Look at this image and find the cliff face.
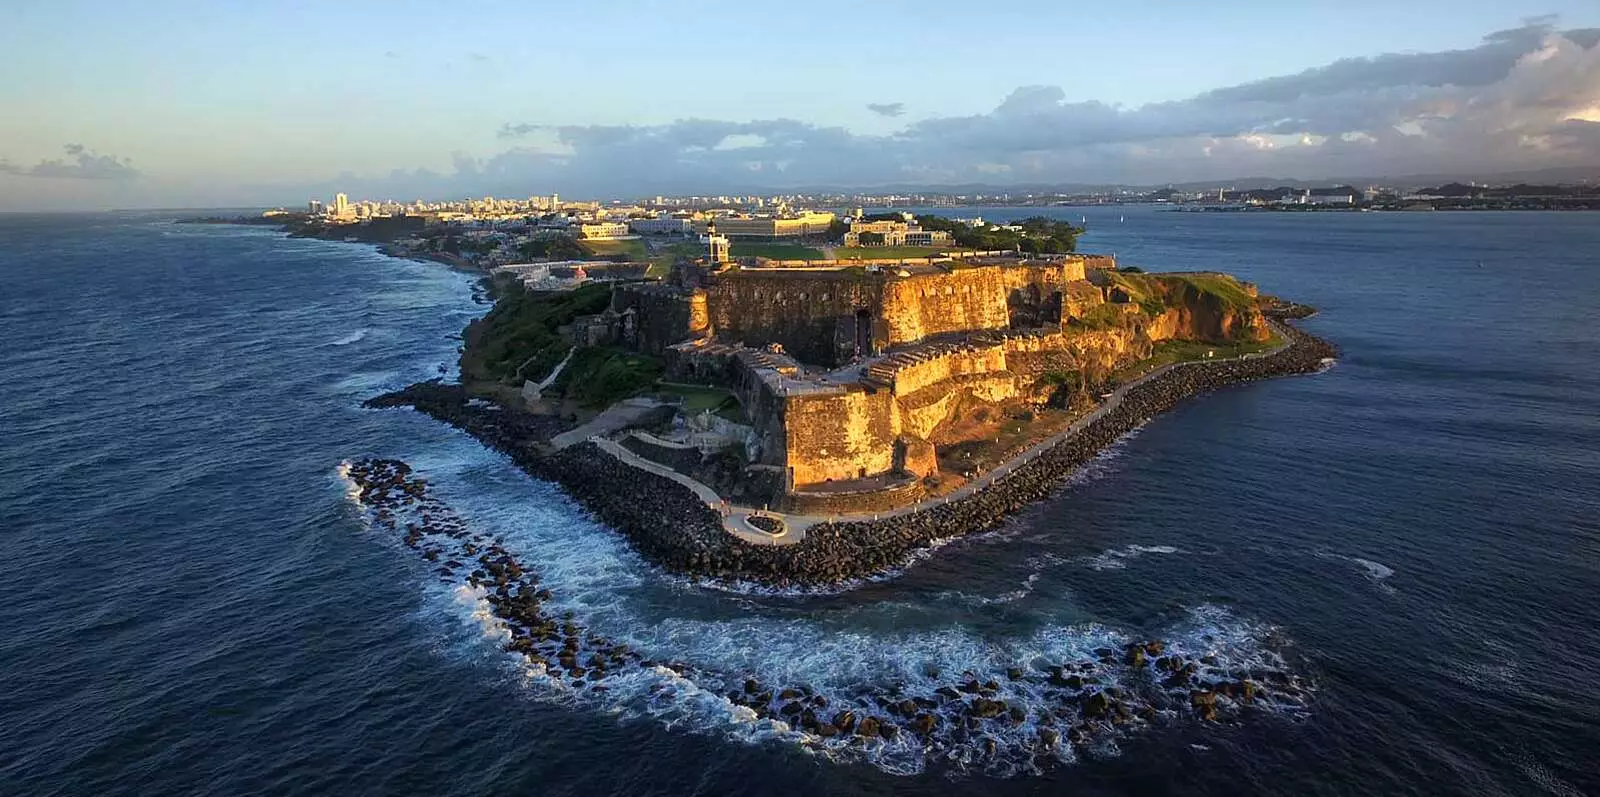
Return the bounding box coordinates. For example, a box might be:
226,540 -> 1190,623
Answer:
1144,277 -> 1269,343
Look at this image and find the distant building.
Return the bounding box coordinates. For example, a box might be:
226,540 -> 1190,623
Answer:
843,218 -> 953,247
690,210 -> 835,239
308,200 -> 325,215
628,214 -> 692,235
576,221 -> 631,240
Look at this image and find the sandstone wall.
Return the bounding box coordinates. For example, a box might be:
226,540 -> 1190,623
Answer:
887,344 -> 1010,396
783,388 -> 897,485
880,271 -> 1011,344
705,272 -> 886,365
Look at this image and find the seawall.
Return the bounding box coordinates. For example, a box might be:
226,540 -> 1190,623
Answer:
369,323 -> 1337,589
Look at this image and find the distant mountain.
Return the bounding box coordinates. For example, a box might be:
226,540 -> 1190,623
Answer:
768,166 -> 1600,196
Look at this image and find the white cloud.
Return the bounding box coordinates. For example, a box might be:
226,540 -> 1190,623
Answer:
332,20 -> 1600,196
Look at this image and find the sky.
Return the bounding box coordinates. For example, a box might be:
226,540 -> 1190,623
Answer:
2,1 -> 1600,210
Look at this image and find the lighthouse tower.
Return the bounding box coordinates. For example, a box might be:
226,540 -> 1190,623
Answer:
706,219 -> 731,266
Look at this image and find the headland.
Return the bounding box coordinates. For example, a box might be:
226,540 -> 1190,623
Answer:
362,227 -> 1337,588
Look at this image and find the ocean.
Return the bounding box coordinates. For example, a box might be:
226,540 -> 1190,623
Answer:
1,208 -> 1597,796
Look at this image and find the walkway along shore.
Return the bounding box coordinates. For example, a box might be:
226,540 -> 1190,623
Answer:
366,321 -> 1338,589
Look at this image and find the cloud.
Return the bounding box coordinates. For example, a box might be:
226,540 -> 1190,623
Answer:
352,20 -> 1600,196
0,144 -> 140,180
866,102 -> 905,117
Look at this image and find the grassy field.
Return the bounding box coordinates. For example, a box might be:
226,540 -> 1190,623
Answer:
580,238 -> 648,259
833,245 -> 947,260
1109,332 -> 1283,383
552,347 -> 663,408
656,384 -> 746,422
730,242 -> 827,260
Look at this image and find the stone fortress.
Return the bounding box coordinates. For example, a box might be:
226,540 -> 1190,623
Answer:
576,222 -> 1270,513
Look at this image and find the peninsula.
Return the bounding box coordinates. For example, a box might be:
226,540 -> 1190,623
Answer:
366,219 -> 1337,588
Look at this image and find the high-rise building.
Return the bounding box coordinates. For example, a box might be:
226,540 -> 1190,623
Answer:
308,200 -> 324,215
334,193 -> 350,214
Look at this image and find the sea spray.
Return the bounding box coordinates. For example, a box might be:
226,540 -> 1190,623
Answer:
339,457 -> 1316,777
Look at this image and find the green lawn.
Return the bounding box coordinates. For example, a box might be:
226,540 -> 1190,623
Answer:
580,238 -> 648,259
552,347 -> 663,408
657,384 -> 748,423
1110,332 -> 1283,383
833,245 -> 947,260
730,242 -> 826,260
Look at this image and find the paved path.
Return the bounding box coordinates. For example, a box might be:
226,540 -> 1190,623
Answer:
550,398 -> 665,450
592,438 -> 795,545
590,326 -> 1296,545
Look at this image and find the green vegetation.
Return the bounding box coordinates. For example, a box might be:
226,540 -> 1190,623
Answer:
516,236 -> 587,261
580,238 -> 647,260
1071,303 -> 1129,331
1039,369 -> 1087,408
856,231 -> 885,246
1109,332 -> 1283,383
521,342 -> 573,383
1105,270 -> 1257,312
834,245 -> 947,260
1137,297 -> 1167,317
1173,273 -> 1256,309
660,240 -> 706,259
656,384 -> 747,423
552,347 -> 663,408
915,214 -> 1081,253
461,282 -> 611,384
730,242 -> 827,260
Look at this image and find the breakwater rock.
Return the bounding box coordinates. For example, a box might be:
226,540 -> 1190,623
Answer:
369,325 -> 1335,589
340,457 -> 1313,774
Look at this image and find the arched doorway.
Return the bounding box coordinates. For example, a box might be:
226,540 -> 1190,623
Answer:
853,308 -> 873,357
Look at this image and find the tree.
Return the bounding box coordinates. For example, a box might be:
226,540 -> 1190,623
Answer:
858,231 -> 885,246
825,217 -> 849,242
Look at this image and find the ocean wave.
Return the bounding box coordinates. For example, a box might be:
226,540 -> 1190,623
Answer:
1083,544 -> 1184,571
338,454 -> 1316,777
329,329 -> 368,346
1316,552 -> 1397,594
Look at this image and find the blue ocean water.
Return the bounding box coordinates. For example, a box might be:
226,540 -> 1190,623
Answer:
1,209 -> 1597,795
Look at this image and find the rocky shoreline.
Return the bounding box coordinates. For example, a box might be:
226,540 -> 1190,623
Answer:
366,322 -> 1337,589
343,457 -> 1313,772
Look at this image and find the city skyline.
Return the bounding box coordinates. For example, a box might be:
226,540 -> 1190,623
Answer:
2,1 -> 1599,210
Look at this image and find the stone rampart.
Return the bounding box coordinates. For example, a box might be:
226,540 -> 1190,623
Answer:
705,270 -> 886,366
782,387 -> 897,486
780,475 -> 925,515
611,283 -> 698,355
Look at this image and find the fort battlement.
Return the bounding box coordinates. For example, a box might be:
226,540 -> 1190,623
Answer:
580,250 -> 1266,508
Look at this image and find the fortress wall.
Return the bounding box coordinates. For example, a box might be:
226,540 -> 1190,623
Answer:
611,284 -> 694,355
897,388 -> 960,440
880,271 -> 1012,345
781,476 -> 924,515
888,345 -> 1011,397
705,272 -> 885,365
783,388 -> 898,486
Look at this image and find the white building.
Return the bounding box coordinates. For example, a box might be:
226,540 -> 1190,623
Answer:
576,221 -> 631,240
628,215 -> 692,235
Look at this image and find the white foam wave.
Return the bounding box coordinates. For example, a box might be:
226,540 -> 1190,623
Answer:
1317,552 -> 1397,594
351,443 -> 1310,775
330,329 -> 368,346
1083,544 -> 1183,571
